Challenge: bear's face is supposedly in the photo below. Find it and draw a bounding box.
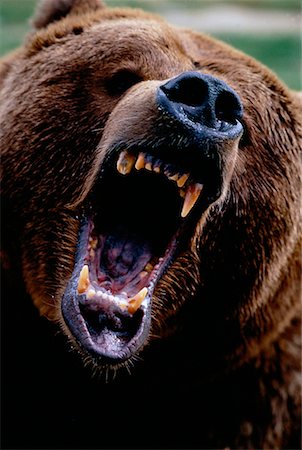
[1,0,301,369]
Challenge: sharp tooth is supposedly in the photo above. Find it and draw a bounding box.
[145,162,152,171]
[135,153,145,170]
[128,287,148,314]
[117,151,136,175]
[177,173,189,188]
[181,183,203,218]
[153,165,161,173]
[77,265,90,294]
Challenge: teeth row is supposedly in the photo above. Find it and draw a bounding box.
[117,151,203,218]
[77,264,148,315]
[117,151,189,187]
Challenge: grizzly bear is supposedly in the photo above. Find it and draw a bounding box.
[1,0,301,449]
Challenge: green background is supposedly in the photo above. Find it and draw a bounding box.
[0,0,301,90]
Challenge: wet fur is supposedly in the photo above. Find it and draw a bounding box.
[1,0,301,448]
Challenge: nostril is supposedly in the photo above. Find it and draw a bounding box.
[157,71,243,136]
[162,76,209,107]
[215,90,243,124]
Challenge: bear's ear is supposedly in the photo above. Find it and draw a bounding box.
[293,91,302,106]
[32,0,105,29]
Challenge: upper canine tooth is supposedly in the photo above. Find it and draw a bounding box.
[135,153,145,170]
[128,287,148,314]
[181,183,203,218]
[177,173,189,188]
[117,151,136,175]
[77,264,90,294]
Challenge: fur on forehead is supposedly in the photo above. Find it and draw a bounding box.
[33,0,105,29]
[27,5,167,57]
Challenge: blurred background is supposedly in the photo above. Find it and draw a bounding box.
[0,0,301,90]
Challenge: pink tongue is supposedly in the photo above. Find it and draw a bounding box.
[99,234,152,293]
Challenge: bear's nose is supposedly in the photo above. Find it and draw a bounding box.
[157,71,243,135]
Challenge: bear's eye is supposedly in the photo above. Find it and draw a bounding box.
[105,70,142,96]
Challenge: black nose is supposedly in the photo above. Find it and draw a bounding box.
[157,71,243,137]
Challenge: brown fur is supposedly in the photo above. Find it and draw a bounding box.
[1,1,301,448]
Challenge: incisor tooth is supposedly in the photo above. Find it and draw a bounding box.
[169,173,179,181]
[181,183,203,218]
[89,236,98,250]
[144,263,153,272]
[128,287,148,314]
[135,153,145,170]
[87,288,96,299]
[139,271,149,279]
[177,173,189,188]
[77,265,90,294]
[117,151,136,175]
[119,300,128,311]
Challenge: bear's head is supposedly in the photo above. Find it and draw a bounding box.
[1,0,301,371]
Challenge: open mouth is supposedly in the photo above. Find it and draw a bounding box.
[60,70,244,366]
[61,144,222,365]
[81,151,204,311]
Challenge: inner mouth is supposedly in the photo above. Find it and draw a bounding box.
[63,149,206,362]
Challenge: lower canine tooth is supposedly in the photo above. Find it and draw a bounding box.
[117,151,136,175]
[128,287,148,314]
[181,183,203,218]
[77,265,90,294]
